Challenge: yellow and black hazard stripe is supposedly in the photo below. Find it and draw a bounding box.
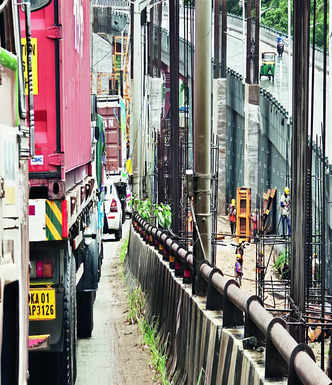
[46,200,63,241]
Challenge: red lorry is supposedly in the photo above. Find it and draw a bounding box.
[97,95,123,173]
[20,1,104,383]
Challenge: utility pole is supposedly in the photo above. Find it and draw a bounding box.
[243,0,260,209]
[291,0,310,343]
[193,0,212,293]
[131,0,143,198]
[213,0,228,215]
[169,0,181,235]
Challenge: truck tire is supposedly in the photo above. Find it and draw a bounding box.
[115,225,122,241]
[103,213,108,234]
[77,291,94,338]
[57,255,77,385]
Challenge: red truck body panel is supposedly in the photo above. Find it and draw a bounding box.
[60,0,91,173]
[20,0,91,181]
[98,106,121,173]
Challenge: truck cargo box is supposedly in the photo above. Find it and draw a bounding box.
[20,0,91,181]
[97,100,122,173]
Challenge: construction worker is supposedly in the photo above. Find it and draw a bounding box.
[228,199,236,235]
[234,254,243,286]
[251,209,258,240]
[280,187,291,237]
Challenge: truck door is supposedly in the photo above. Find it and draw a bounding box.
[20,0,61,178]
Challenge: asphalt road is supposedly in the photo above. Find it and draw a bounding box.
[76,228,127,384]
[76,219,155,385]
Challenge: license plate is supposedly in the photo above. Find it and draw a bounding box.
[29,289,56,321]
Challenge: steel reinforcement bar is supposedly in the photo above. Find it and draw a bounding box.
[132,214,332,385]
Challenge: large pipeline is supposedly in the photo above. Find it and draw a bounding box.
[133,214,332,385]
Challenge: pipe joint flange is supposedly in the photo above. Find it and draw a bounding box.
[245,295,264,316]
[288,343,316,385]
[208,267,223,281]
[168,239,178,252]
[266,317,287,341]
[182,249,193,266]
[224,278,239,298]
[159,230,169,243]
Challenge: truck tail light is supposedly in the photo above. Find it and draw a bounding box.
[29,205,35,215]
[31,260,53,279]
[62,200,68,238]
[110,199,118,212]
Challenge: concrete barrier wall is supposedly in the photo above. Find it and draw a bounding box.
[126,227,287,385]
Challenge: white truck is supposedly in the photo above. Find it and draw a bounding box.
[0,0,32,383]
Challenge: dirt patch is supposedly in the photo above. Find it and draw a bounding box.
[216,215,330,369]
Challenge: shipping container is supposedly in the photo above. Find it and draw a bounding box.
[97,96,122,174]
[20,0,91,184]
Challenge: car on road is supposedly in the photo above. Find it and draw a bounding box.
[103,180,123,240]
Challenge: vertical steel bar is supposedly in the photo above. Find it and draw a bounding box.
[221,0,227,78]
[130,2,134,79]
[291,0,310,338]
[320,0,328,369]
[157,2,162,77]
[169,0,180,234]
[246,0,251,83]
[214,0,220,78]
[246,0,259,84]
[254,0,259,84]
[24,2,35,157]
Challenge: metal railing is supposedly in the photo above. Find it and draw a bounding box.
[132,214,332,385]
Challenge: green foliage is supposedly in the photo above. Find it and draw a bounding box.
[127,286,145,325]
[154,203,172,229]
[119,238,128,263]
[273,250,289,279]
[130,196,172,229]
[138,318,169,385]
[137,199,153,221]
[228,0,327,48]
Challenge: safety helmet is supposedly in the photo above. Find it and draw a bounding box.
[284,187,290,195]
[236,254,242,261]
[231,199,236,206]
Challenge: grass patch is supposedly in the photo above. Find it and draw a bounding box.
[138,318,169,385]
[119,238,128,263]
[127,286,145,324]
[123,237,170,384]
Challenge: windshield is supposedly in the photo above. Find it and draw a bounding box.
[264,54,275,61]
[30,0,52,11]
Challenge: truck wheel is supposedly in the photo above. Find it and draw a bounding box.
[115,225,122,241]
[77,291,94,338]
[57,255,77,385]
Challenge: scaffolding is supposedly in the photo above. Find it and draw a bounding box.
[255,143,332,369]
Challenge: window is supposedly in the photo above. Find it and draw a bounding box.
[0,2,15,53]
[30,0,52,11]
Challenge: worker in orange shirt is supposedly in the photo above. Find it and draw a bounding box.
[228,199,236,236]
